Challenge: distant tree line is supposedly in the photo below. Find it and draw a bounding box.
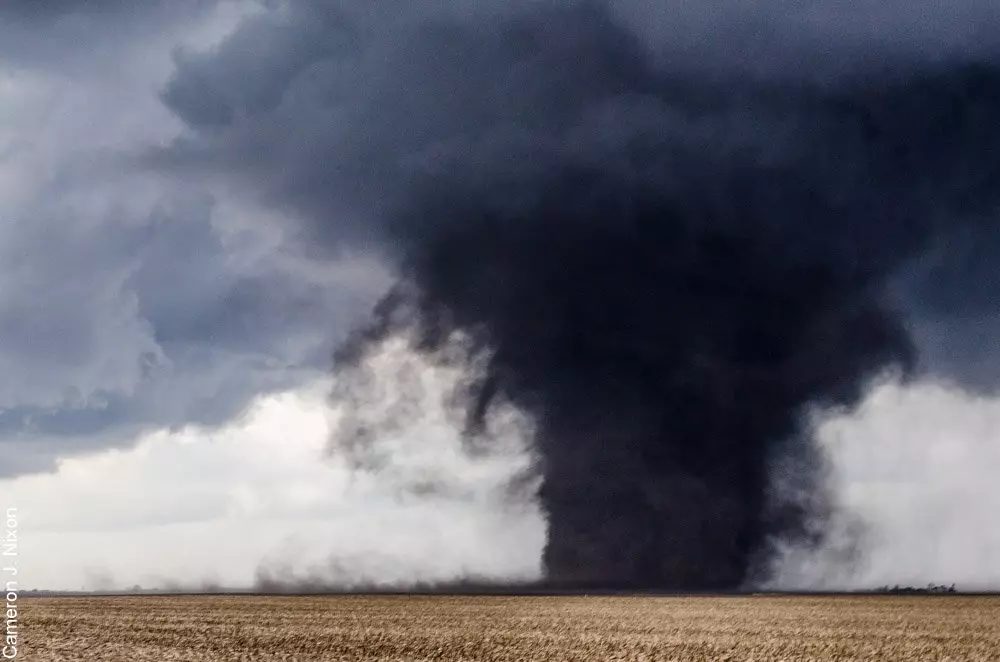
[874,583,957,594]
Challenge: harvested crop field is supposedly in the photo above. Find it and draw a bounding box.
[24,594,1000,661]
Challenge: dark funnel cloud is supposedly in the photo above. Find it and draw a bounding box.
[162,1,1000,588]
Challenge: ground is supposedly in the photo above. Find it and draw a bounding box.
[23,594,1000,661]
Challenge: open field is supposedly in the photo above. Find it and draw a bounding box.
[24,594,1000,661]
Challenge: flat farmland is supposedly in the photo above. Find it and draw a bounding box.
[23,594,1000,661]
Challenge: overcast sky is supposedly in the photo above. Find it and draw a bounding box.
[2,0,999,591]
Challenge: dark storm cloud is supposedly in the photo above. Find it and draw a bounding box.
[159,0,1000,390]
[0,0,213,19]
[158,0,1000,589]
[893,216,1000,390]
[160,0,1000,261]
[0,0,220,69]
[613,0,1000,77]
[0,0,133,17]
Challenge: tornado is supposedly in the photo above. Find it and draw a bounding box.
[162,1,1000,589]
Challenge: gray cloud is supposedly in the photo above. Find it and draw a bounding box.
[0,0,223,71]
[0,0,220,22]
[0,0,387,476]
[0,183,386,476]
[0,199,160,412]
[0,0,139,20]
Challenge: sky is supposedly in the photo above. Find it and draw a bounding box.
[1,0,999,591]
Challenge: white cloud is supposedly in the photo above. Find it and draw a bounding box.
[772,378,1000,591]
[5,365,1000,592]
[3,380,544,591]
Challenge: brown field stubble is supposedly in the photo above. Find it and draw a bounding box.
[23,594,1000,661]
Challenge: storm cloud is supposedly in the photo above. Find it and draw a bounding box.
[0,0,387,476]
[158,2,1000,588]
[156,0,1000,589]
[1,0,998,591]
